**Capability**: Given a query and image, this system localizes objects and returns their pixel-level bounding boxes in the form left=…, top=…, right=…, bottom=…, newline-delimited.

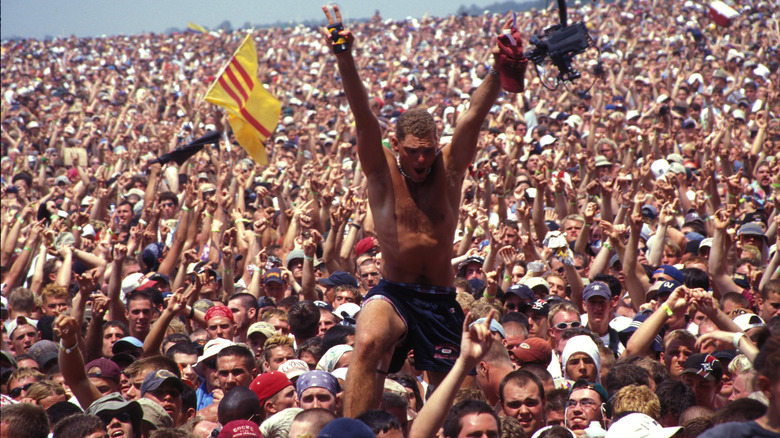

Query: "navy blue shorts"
left=363, top=279, right=464, bottom=373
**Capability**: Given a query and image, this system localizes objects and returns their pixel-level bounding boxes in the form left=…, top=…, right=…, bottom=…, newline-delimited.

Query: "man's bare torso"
left=367, top=147, right=463, bottom=287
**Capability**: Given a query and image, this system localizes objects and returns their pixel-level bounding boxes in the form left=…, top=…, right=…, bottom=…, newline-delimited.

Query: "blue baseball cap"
left=583, top=281, right=611, bottom=301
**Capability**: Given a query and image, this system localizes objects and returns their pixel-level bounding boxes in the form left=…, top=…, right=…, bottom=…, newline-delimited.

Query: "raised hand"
left=322, top=5, right=354, bottom=53
left=460, top=310, right=497, bottom=368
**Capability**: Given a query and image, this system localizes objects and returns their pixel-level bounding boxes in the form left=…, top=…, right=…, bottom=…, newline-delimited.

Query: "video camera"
left=524, top=0, right=595, bottom=84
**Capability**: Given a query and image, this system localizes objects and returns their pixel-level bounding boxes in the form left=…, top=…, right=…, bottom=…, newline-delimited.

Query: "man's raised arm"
left=323, top=6, right=385, bottom=177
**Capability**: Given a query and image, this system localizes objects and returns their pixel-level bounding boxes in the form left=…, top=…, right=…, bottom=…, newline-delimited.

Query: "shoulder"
left=699, top=421, right=780, bottom=438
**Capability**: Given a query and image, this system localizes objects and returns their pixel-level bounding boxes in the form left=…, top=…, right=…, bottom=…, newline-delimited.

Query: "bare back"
left=367, top=146, right=465, bottom=287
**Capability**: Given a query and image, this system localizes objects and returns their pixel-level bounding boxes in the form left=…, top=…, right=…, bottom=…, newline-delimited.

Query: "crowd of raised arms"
left=1, top=0, right=779, bottom=437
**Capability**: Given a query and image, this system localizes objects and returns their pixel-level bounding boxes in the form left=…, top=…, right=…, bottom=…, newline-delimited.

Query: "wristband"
left=235, top=218, right=250, bottom=223
left=211, top=228, right=221, bottom=233
left=59, top=339, right=77, bottom=354
left=23, top=246, right=32, bottom=252
left=73, top=226, right=82, bottom=231
left=303, top=255, right=314, bottom=261
left=138, top=219, right=148, bottom=226
left=732, top=332, right=746, bottom=350
left=182, top=206, right=191, bottom=212
left=188, top=306, right=195, bottom=319
left=661, top=302, right=673, bottom=317
left=771, top=183, right=780, bottom=190
left=350, top=223, right=362, bottom=230
left=483, top=292, right=496, bottom=300
left=488, top=66, right=499, bottom=77
left=205, top=213, right=214, bottom=218
left=503, top=274, right=512, bottom=282
left=603, top=242, right=614, bottom=250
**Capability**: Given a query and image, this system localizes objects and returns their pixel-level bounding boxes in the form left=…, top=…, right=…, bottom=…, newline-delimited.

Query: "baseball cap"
left=647, top=280, right=682, bottom=301
left=286, top=249, right=305, bottom=268
left=653, top=265, right=684, bottom=283
left=27, top=340, right=58, bottom=369
left=218, top=420, right=263, bottom=438
left=470, top=317, right=505, bottom=338
left=641, top=205, right=658, bottom=220
left=355, top=237, right=378, bottom=257
left=737, top=222, right=766, bottom=240
left=605, top=412, right=681, bottom=438
left=513, top=337, right=553, bottom=365
left=86, top=392, right=143, bottom=434
left=334, top=303, right=361, bottom=324
left=111, top=336, right=143, bottom=355
left=196, top=338, right=235, bottom=365
left=524, top=277, right=550, bottom=295
left=583, top=281, right=611, bottom=301
left=618, top=311, right=664, bottom=351
left=136, top=398, right=173, bottom=429
left=140, top=370, right=184, bottom=397
left=526, top=299, right=550, bottom=316
left=318, top=417, right=376, bottom=438
left=317, top=271, right=358, bottom=288
left=250, top=371, right=293, bottom=406
left=698, top=238, right=713, bottom=252
left=264, top=268, right=284, bottom=285
left=5, top=316, right=39, bottom=337
left=247, top=321, right=276, bottom=340
left=85, top=357, right=122, bottom=383
left=278, top=359, right=311, bottom=381
left=681, top=353, right=723, bottom=382
left=733, top=313, right=765, bottom=331
left=504, top=284, right=534, bottom=302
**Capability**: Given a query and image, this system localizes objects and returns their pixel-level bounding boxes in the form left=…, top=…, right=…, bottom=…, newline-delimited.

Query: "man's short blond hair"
left=612, top=384, right=661, bottom=419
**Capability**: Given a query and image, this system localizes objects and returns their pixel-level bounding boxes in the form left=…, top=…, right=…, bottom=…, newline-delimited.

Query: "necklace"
left=396, top=150, right=440, bottom=181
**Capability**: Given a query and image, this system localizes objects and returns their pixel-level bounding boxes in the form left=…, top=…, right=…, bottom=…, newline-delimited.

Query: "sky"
left=1, top=0, right=522, bottom=40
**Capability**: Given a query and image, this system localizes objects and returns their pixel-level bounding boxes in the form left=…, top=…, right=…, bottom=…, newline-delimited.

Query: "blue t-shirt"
left=699, top=421, right=780, bottom=438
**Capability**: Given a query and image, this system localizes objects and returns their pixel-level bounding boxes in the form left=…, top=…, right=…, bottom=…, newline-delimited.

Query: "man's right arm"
left=324, top=6, right=386, bottom=178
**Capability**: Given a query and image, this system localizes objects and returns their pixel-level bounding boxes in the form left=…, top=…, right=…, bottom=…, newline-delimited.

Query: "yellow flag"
left=186, top=22, right=208, bottom=34
left=204, top=34, right=280, bottom=165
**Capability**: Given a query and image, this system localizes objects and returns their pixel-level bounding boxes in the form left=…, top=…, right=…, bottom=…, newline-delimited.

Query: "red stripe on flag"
left=225, top=67, right=249, bottom=102
left=230, top=58, right=254, bottom=91
left=240, top=107, right=272, bottom=138
left=218, top=76, right=245, bottom=108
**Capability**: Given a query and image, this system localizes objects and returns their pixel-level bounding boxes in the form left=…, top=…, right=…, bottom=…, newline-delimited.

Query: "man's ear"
left=390, top=135, right=399, bottom=152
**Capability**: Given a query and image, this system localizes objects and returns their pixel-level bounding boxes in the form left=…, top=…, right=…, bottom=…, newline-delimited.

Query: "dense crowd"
left=1, top=0, right=779, bottom=437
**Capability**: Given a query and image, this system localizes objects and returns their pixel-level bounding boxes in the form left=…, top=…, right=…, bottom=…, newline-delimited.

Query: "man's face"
left=269, top=385, right=298, bottom=413
left=288, top=259, right=303, bottom=279
left=547, top=277, right=566, bottom=298
left=43, top=296, right=70, bottom=316
left=264, top=281, right=287, bottom=300
left=358, top=264, right=381, bottom=290
left=563, top=220, right=583, bottom=243
left=125, top=299, right=153, bottom=337
left=265, top=346, right=295, bottom=371
left=8, top=376, right=37, bottom=400
left=456, top=413, right=499, bottom=438
left=511, top=265, right=525, bottom=284
left=527, top=315, right=549, bottom=340
left=11, top=325, right=39, bottom=355
left=565, top=352, right=598, bottom=382
left=173, top=353, right=199, bottom=384
left=159, top=199, right=177, bottom=219
left=501, top=381, right=545, bottom=436
left=206, top=316, right=236, bottom=341
left=319, top=310, right=337, bottom=337
left=503, top=335, right=528, bottom=366
left=549, top=311, right=580, bottom=349
left=755, top=165, right=771, bottom=186
left=124, top=370, right=151, bottom=401
left=565, top=388, right=604, bottom=431
left=503, top=294, right=523, bottom=314
left=102, top=326, right=125, bottom=357
left=247, top=334, right=267, bottom=365
left=760, top=292, right=780, bottom=321
left=103, top=414, right=134, bottom=438
left=333, top=290, right=357, bottom=307
left=217, top=355, right=255, bottom=392
left=584, top=296, right=613, bottom=329
left=144, top=381, right=183, bottom=424
left=682, top=373, right=721, bottom=408
left=502, top=227, right=519, bottom=247
left=117, top=204, right=133, bottom=223
left=266, top=316, right=290, bottom=336
left=661, top=338, right=695, bottom=378
left=394, top=133, right=438, bottom=184
left=299, top=387, right=338, bottom=413
left=464, top=263, right=482, bottom=281
left=228, top=299, right=255, bottom=331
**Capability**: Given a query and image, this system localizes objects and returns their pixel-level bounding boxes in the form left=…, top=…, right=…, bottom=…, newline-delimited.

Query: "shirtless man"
left=323, top=6, right=504, bottom=416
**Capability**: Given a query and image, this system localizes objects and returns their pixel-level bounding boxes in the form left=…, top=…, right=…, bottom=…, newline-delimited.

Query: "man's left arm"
left=445, top=71, right=502, bottom=173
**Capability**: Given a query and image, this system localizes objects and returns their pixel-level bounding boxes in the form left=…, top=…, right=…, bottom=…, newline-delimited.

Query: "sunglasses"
left=9, top=383, right=33, bottom=398
left=98, top=410, right=132, bottom=425
left=554, top=321, right=581, bottom=330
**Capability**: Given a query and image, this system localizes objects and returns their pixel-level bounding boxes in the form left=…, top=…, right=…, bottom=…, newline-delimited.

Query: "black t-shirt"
left=699, top=421, right=780, bottom=438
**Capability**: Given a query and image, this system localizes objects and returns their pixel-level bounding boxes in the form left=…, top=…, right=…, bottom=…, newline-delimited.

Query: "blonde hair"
left=612, top=384, right=661, bottom=420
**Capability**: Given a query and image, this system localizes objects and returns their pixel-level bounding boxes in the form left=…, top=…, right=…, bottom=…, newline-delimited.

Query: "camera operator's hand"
left=322, top=6, right=354, bottom=54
